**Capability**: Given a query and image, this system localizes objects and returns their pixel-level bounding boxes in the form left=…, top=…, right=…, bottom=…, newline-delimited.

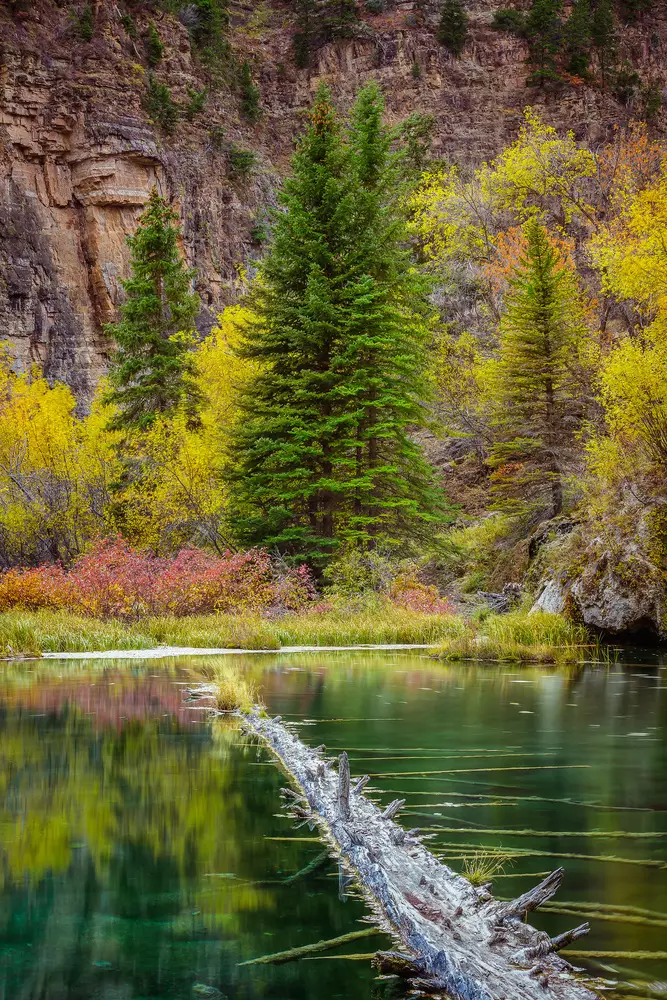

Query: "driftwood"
left=243, top=711, right=604, bottom=1000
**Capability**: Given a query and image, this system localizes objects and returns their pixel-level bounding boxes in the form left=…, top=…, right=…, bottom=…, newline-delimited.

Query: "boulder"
left=530, top=508, right=667, bottom=639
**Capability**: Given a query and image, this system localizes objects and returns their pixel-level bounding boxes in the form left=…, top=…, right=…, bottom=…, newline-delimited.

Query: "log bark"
left=242, top=712, right=603, bottom=1000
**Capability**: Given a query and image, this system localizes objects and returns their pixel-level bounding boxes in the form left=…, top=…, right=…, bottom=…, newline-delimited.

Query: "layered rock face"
left=2, top=0, right=666, bottom=400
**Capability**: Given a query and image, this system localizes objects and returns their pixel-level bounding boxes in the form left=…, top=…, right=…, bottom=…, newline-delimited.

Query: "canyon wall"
left=2, top=0, right=666, bottom=400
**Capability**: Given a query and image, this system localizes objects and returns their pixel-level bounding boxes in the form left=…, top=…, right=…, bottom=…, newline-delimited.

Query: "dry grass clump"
left=0, top=610, right=155, bottom=656
left=272, top=608, right=462, bottom=647
left=143, top=614, right=280, bottom=650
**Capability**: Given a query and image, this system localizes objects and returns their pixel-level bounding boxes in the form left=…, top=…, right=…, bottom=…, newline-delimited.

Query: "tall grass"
left=198, top=661, right=259, bottom=712
left=271, top=609, right=461, bottom=647
left=0, top=610, right=155, bottom=656
left=0, top=606, right=463, bottom=657
left=434, top=611, right=593, bottom=664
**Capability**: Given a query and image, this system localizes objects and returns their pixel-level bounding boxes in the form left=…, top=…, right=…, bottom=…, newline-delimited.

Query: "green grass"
left=461, top=849, right=513, bottom=886
left=270, top=609, right=461, bottom=647
left=434, top=611, right=592, bottom=664
left=0, top=607, right=463, bottom=657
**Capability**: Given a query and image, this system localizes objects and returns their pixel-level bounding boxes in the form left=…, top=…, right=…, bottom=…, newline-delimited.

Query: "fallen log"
left=242, top=711, right=604, bottom=1000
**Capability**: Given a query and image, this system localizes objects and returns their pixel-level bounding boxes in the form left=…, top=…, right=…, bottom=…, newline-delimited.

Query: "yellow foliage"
left=485, top=108, right=596, bottom=225
left=590, top=167, right=667, bottom=340
left=196, top=304, right=259, bottom=431
left=0, top=306, right=260, bottom=561
left=596, top=338, right=667, bottom=469
left=435, top=329, right=494, bottom=439
left=114, top=305, right=260, bottom=553
left=409, top=109, right=597, bottom=279
left=409, top=165, right=495, bottom=270
left=0, top=353, right=120, bottom=563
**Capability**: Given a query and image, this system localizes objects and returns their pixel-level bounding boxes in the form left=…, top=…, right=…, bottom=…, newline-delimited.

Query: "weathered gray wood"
left=381, top=798, right=405, bottom=821
left=242, top=712, right=603, bottom=1000
left=551, top=923, right=591, bottom=953
left=338, top=752, right=351, bottom=820
left=504, top=868, right=565, bottom=918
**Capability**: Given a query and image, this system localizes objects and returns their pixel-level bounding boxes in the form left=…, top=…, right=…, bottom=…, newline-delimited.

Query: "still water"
left=1, top=651, right=666, bottom=1000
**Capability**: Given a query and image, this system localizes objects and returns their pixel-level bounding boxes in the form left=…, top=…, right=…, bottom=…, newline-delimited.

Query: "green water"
left=1, top=651, right=666, bottom=1000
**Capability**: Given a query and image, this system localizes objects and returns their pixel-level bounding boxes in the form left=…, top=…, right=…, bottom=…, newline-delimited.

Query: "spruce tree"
left=437, top=0, right=468, bottom=56
left=322, top=0, right=359, bottom=40
left=488, top=220, right=589, bottom=524
left=227, top=85, right=444, bottom=564
left=564, top=0, right=592, bottom=76
left=525, top=0, right=563, bottom=85
left=105, top=188, right=201, bottom=431
left=591, top=0, right=616, bottom=86
left=227, top=87, right=356, bottom=563
left=338, top=83, right=445, bottom=547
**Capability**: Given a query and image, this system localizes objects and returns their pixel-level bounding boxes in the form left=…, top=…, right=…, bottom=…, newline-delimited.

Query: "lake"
left=1, top=650, right=666, bottom=1000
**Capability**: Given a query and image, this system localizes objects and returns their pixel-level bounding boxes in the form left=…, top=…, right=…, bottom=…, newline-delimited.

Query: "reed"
left=270, top=609, right=461, bottom=647
left=434, top=610, right=596, bottom=664
left=200, top=661, right=258, bottom=712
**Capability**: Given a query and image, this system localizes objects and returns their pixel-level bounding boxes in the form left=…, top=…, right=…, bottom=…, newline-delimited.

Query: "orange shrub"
left=0, top=565, right=71, bottom=612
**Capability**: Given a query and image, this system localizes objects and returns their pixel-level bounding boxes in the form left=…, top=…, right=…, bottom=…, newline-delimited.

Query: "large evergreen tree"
left=488, top=220, right=590, bottom=523
left=437, top=0, right=468, bottom=56
left=227, top=87, right=356, bottom=564
left=292, top=0, right=317, bottom=66
left=227, top=85, right=443, bottom=564
left=337, top=83, right=444, bottom=548
left=106, top=189, right=200, bottom=431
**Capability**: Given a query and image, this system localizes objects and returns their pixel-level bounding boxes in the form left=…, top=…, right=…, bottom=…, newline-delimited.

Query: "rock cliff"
left=2, top=0, right=667, bottom=399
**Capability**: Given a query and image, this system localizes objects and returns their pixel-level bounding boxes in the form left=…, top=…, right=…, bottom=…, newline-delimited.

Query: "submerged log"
left=243, top=711, right=603, bottom=1000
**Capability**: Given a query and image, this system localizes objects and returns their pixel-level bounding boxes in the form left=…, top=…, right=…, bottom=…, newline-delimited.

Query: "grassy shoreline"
left=432, top=611, right=601, bottom=664
left=0, top=606, right=605, bottom=664
left=0, top=607, right=460, bottom=659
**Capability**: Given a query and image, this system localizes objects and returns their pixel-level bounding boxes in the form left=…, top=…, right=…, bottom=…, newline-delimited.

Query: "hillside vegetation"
left=3, top=0, right=667, bottom=641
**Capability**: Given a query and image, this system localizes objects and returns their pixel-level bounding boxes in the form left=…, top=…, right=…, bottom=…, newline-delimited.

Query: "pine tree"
left=591, top=0, right=616, bottom=87
left=437, top=0, right=468, bottom=56
left=488, top=220, right=590, bottom=524
left=227, top=85, right=444, bottom=564
left=105, top=188, right=201, bottom=431
left=524, top=0, right=563, bottom=85
left=564, top=0, right=592, bottom=76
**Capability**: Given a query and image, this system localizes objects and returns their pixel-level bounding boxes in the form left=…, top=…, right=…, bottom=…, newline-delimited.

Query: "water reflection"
left=0, top=652, right=666, bottom=999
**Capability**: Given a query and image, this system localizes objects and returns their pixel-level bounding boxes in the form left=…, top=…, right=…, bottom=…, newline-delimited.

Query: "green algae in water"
left=0, top=650, right=666, bottom=999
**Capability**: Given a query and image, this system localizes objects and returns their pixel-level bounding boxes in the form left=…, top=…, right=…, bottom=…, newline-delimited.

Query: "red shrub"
left=66, top=538, right=163, bottom=618
left=0, top=539, right=318, bottom=620
left=389, top=570, right=453, bottom=615
left=153, top=547, right=276, bottom=615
